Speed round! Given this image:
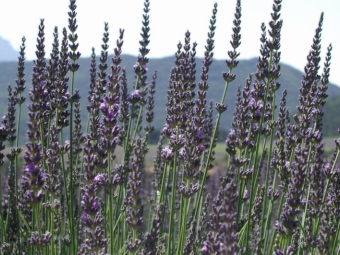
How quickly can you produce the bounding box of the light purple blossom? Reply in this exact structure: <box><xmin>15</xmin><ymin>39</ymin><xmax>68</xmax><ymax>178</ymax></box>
<box><xmin>162</xmin><ymin>146</ymin><xmax>174</xmax><ymax>161</ymax></box>
<box><xmin>131</xmin><ymin>90</ymin><xmax>140</xmax><ymax>97</ymax></box>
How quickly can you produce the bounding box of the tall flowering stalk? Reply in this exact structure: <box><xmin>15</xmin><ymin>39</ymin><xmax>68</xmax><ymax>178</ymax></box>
<box><xmin>67</xmin><ymin>0</ymin><xmax>81</xmax><ymax>253</ymax></box>
<box><xmin>97</xmin><ymin>28</ymin><xmax>124</xmax><ymax>253</ymax></box>
<box><xmin>19</xmin><ymin>18</ymin><xmax>53</xmax><ymax>254</ymax></box>
<box><xmin>0</xmin><ymin>37</ymin><xmax>26</xmax><ymax>253</ymax></box>
<box><xmin>193</xmin><ymin>0</ymin><xmax>241</xmax><ymax>232</ymax></box>
<box><xmin>0</xmin><ymin>122</ymin><xmax>8</xmax><ymax>250</ymax></box>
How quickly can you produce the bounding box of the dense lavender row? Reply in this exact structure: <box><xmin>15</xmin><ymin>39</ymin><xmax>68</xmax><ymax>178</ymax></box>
<box><xmin>0</xmin><ymin>0</ymin><xmax>339</xmax><ymax>254</ymax></box>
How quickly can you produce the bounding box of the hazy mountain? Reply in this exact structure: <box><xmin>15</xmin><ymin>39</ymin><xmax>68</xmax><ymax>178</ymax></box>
<box><xmin>0</xmin><ymin>36</ymin><xmax>18</xmax><ymax>62</ymax></box>
<box><xmin>0</xmin><ymin>55</ymin><xmax>340</xmax><ymax>142</ymax></box>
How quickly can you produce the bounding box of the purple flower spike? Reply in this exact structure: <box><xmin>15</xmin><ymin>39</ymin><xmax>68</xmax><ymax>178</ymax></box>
<box><xmin>25</xmin><ymin>162</ymin><xmax>39</xmax><ymax>175</ymax></box>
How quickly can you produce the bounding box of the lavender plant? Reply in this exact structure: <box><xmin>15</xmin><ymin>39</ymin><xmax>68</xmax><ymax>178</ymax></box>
<box><xmin>0</xmin><ymin>0</ymin><xmax>339</xmax><ymax>254</ymax></box>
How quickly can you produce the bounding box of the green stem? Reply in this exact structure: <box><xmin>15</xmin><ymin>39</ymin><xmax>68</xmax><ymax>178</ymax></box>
<box><xmin>167</xmin><ymin>146</ymin><xmax>179</xmax><ymax>254</ymax></box>
<box><xmin>317</xmin><ymin>149</ymin><xmax>339</xmax><ymax>230</ymax></box>
<box><xmin>244</xmin><ymin>50</ymin><xmax>273</xmax><ymax>253</ymax></box>
<box><xmin>60</xmin><ymin>129</ymin><xmax>70</xmax><ymax>252</ymax></box>
<box><xmin>193</xmin><ymin>78</ymin><xmax>232</xmax><ymax>222</ymax></box>
<box><xmin>331</xmin><ymin>222</ymin><xmax>340</xmax><ymax>255</ymax></box>
<box><xmin>176</xmin><ymin>179</ymin><xmax>191</xmax><ymax>254</ymax></box>
<box><xmin>0</xmin><ymin>165</ymin><xmax>3</xmax><ymax>246</ymax></box>
<box><xmin>108</xmin><ymin>152</ymin><xmax>115</xmax><ymax>254</ymax></box>
<box><xmin>261</xmin><ymin>94</ymin><xmax>276</xmax><ymax>251</ymax></box>
<box><xmin>69</xmin><ymin>63</ymin><xmax>76</xmax><ymax>255</ymax></box>
<box><xmin>15</xmin><ymin>101</ymin><xmax>23</xmax><ymax>254</ymax></box>
<box><xmin>132</xmin><ymin>104</ymin><xmax>144</xmax><ymax>141</ymax></box>
<box><xmin>268</xmin><ymin>194</ymin><xmax>285</xmax><ymax>254</ymax></box>
<box><xmin>50</xmin><ymin>194</ymin><xmax>55</xmax><ymax>255</ymax></box>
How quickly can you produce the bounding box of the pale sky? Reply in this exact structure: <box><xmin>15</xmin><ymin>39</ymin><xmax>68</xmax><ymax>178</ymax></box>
<box><xmin>0</xmin><ymin>0</ymin><xmax>339</xmax><ymax>85</ymax></box>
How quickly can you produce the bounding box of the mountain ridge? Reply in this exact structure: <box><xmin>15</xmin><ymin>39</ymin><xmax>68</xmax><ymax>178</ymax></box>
<box><xmin>0</xmin><ymin>54</ymin><xmax>339</xmax><ymax>141</ymax></box>
<box><xmin>0</xmin><ymin>36</ymin><xmax>18</xmax><ymax>62</ymax></box>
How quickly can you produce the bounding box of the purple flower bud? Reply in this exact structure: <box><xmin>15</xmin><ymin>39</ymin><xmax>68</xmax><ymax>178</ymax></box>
<box><xmin>162</xmin><ymin>124</ymin><xmax>169</xmax><ymax>133</ymax></box>
<box><xmin>249</xmin><ymin>97</ymin><xmax>255</xmax><ymax>106</ymax></box>
<box><xmin>170</xmin><ymin>133</ymin><xmax>185</xmax><ymax>143</ymax></box>
<box><xmin>285</xmin><ymin>161</ymin><xmax>290</xmax><ymax>168</ymax></box>
<box><xmin>40</xmin><ymin>80</ymin><xmax>46</xmax><ymax>89</ymax></box>
<box><xmin>197</xmin><ymin>128</ymin><xmax>204</xmax><ymax>140</ymax></box>
<box><xmin>94</xmin><ymin>173</ymin><xmax>106</xmax><ymax>186</ymax></box>
<box><xmin>161</xmin><ymin>146</ymin><xmax>174</xmax><ymax>161</ymax></box>
<box><xmin>201</xmin><ymin>241</ymin><xmax>209</xmax><ymax>253</ymax></box>
<box><xmin>129</xmin><ymin>90</ymin><xmax>141</xmax><ymax>103</ymax></box>
<box><xmin>99</xmin><ymin>101</ymin><xmax>107</xmax><ymax>111</ymax></box>
<box><xmin>179</xmin><ymin>147</ymin><xmax>186</xmax><ymax>159</ymax></box>
<box><xmin>197</xmin><ymin>143</ymin><xmax>204</xmax><ymax>151</ymax></box>
<box><xmin>92</xmin><ymin>199</ymin><xmax>100</xmax><ymax>211</ymax></box>
<box><xmin>275</xmin><ymin>249</ymin><xmax>284</xmax><ymax>255</ymax></box>
<box><xmin>131</xmin><ymin>90</ymin><xmax>140</xmax><ymax>97</ymax></box>
<box><xmin>81</xmin><ymin>213</ymin><xmax>89</xmax><ymax>224</ymax></box>
<box><xmin>133</xmin><ymin>62</ymin><xmax>148</xmax><ymax>76</ymax></box>
<box><xmin>133</xmin><ymin>62</ymin><xmax>139</xmax><ymax>70</ymax></box>
<box><xmin>25</xmin><ymin>162</ymin><xmax>39</xmax><ymax>175</ymax></box>
<box><xmin>324</xmin><ymin>163</ymin><xmax>331</xmax><ymax>176</ymax></box>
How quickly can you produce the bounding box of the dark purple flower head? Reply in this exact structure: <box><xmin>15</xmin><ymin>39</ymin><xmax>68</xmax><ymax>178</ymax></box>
<box><xmin>94</xmin><ymin>173</ymin><xmax>105</xmax><ymax>183</ymax></box>
<box><xmin>305</xmin><ymin>127</ymin><xmax>313</xmax><ymax>138</ymax></box>
<box><xmin>92</xmin><ymin>199</ymin><xmax>100</xmax><ymax>211</ymax></box>
<box><xmin>129</xmin><ymin>89</ymin><xmax>141</xmax><ymax>103</ymax></box>
<box><xmin>179</xmin><ymin>147</ymin><xmax>186</xmax><ymax>159</ymax></box>
<box><xmin>39</xmin><ymin>80</ymin><xmax>46</xmax><ymax>90</ymax></box>
<box><xmin>133</xmin><ymin>62</ymin><xmax>148</xmax><ymax>76</ymax></box>
<box><xmin>162</xmin><ymin>124</ymin><xmax>172</xmax><ymax>137</ymax></box>
<box><xmin>81</xmin><ymin>213</ymin><xmax>91</xmax><ymax>225</ymax></box>
<box><xmin>169</xmin><ymin>133</ymin><xmax>186</xmax><ymax>149</ymax></box>
<box><xmin>107</xmin><ymin>105</ymin><xmax>119</xmax><ymax>120</ymax></box>
<box><xmin>170</xmin><ymin>133</ymin><xmax>185</xmax><ymax>143</ymax></box>
<box><xmin>275</xmin><ymin>249</ymin><xmax>284</xmax><ymax>255</ymax></box>
<box><xmin>94</xmin><ymin>173</ymin><xmax>106</xmax><ymax>187</ymax></box>
<box><xmin>25</xmin><ymin>162</ymin><xmax>40</xmax><ymax>176</ymax></box>
<box><xmin>324</xmin><ymin>163</ymin><xmax>331</xmax><ymax>176</ymax></box>
<box><xmin>197</xmin><ymin>128</ymin><xmax>204</xmax><ymax>140</ymax></box>
<box><xmin>0</xmin><ymin>125</ymin><xmax>8</xmax><ymax>141</ymax></box>
<box><xmin>197</xmin><ymin>143</ymin><xmax>204</xmax><ymax>151</ymax></box>
<box><xmin>312</xmin><ymin>129</ymin><xmax>322</xmax><ymax>143</ymax></box>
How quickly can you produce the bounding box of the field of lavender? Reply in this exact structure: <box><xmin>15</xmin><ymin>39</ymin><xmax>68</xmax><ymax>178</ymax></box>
<box><xmin>1</xmin><ymin>0</ymin><xmax>339</xmax><ymax>254</ymax></box>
